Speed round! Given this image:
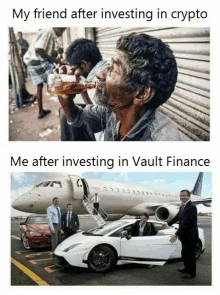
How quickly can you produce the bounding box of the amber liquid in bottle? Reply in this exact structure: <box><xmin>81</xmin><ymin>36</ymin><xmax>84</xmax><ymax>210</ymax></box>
<box><xmin>47</xmin><ymin>74</ymin><xmax>101</xmax><ymax>95</ymax></box>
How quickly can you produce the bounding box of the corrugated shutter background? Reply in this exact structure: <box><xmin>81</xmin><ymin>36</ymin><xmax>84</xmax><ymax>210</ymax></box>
<box><xmin>95</xmin><ymin>27</ymin><xmax>210</xmax><ymax>141</ymax></box>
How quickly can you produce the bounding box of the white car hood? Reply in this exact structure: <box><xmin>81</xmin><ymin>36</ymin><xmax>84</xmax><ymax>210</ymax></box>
<box><xmin>57</xmin><ymin>232</ymin><xmax>101</xmax><ymax>251</ymax></box>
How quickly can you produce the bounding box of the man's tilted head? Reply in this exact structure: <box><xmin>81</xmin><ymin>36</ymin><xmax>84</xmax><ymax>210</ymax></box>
<box><xmin>116</xmin><ymin>33</ymin><xmax>178</xmax><ymax>109</ymax></box>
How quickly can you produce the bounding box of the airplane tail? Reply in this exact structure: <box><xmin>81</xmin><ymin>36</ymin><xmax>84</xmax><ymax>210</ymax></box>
<box><xmin>191</xmin><ymin>172</ymin><xmax>203</xmax><ymax>196</ymax></box>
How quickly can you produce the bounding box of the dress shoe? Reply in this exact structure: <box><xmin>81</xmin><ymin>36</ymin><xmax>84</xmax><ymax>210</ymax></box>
<box><xmin>177</xmin><ymin>268</ymin><xmax>188</xmax><ymax>273</ymax></box>
<box><xmin>181</xmin><ymin>274</ymin><xmax>196</xmax><ymax>279</ymax></box>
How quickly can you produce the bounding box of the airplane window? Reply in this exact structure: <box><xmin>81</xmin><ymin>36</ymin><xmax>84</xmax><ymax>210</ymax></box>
<box><xmin>50</xmin><ymin>181</ymin><xmax>62</xmax><ymax>188</ymax></box>
<box><xmin>116</xmin><ymin>188</ymin><xmax>119</xmax><ymax>192</ymax></box>
<box><xmin>142</xmin><ymin>191</ymin><xmax>144</xmax><ymax>195</ymax></box>
<box><xmin>35</xmin><ymin>182</ymin><xmax>43</xmax><ymax>187</ymax></box>
<box><xmin>132</xmin><ymin>190</ymin><xmax>135</xmax><ymax>194</ymax></box>
<box><xmin>36</xmin><ymin>181</ymin><xmax>51</xmax><ymax>187</ymax></box>
<box><xmin>146</xmin><ymin>192</ymin><xmax>148</xmax><ymax>195</ymax></box>
<box><xmin>103</xmin><ymin>187</ymin><xmax>107</xmax><ymax>191</ymax></box>
<box><xmin>42</xmin><ymin>181</ymin><xmax>51</xmax><ymax>187</ymax></box>
<box><xmin>122</xmin><ymin>189</ymin><xmax>125</xmax><ymax>193</ymax></box>
<box><xmin>110</xmin><ymin>187</ymin><xmax>113</xmax><ymax>192</ymax></box>
<box><xmin>127</xmin><ymin>190</ymin><xmax>130</xmax><ymax>193</ymax></box>
<box><xmin>137</xmin><ymin>191</ymin><xmax>140</xmax><ymax>194</ymax></box>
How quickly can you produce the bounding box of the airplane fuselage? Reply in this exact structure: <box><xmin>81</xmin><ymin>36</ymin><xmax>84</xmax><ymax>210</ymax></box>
<box><xmin>12</xmin><ymin>175</ymin><xmax>202</xmax><ymax>216</ymax></box>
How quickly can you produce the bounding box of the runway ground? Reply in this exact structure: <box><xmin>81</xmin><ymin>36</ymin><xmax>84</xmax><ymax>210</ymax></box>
<box><xmin>11</xmin><ymin>216</ymin><xmax>211</xmax><ymax>286</ymax></box>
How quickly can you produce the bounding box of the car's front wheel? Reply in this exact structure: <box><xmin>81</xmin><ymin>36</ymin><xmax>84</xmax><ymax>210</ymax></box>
<box><xmin>195</xmin><ymin>240</ymin><xmax>202</xmax><ymax>260</ymax></box>
<box><xmin>22</xmin><ymin>234</ymin><xmax>31</xmax><ymax>250</ymax></box>
<box><xmin>88</xmin><ymin>245</ymin><xmax>116</xmax><ymax>272</ymax></box>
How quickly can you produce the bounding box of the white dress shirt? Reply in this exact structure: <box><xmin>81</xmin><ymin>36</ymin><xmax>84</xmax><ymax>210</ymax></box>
<box><xmin>46</xmin><ymin>204</ymin><xmax>61</xmax><ymax>230</ymax></box>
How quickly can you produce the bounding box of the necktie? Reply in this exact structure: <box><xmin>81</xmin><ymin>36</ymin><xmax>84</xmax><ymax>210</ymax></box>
<box><xmin>68</xmin><ymin>213</ymin><xmax>71</xmax><ymax>228</ymax></box>
<box><xmin>56</xmin><ymin>207</ymin><xmax>61</xmax><ymax>224</ymax></box>
<box><xmin>179</xmin><ymin>203</ymin><xmax>185</xmax><ymax>217</ymax></box>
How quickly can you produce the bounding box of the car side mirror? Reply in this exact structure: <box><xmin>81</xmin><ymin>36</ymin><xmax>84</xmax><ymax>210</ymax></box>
<box><xmin>121</xmin><ymin>230</ymin><xmax>132</xmax><ymax>240</ymax></box>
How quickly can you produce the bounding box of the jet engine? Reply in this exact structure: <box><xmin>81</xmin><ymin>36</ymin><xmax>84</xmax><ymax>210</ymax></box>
<box><xmin>155</xmin><ymin>205</ymin><xmax>179</xmax><ymax>222</ymax></box>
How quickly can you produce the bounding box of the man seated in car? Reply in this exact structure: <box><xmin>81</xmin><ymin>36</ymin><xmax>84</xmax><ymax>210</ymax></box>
<box><xmin>57</xmin><ymin>33</ymin><xmax>181</xmax><ymax>141</ymax></box>
<box><xmin>132</xmin><ymin>213</ymin><xmax>156</xmax><ymax>236</ymax></box>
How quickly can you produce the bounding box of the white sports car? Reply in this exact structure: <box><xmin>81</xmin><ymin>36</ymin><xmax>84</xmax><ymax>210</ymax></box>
<box><xmin>54</xmin><ymin>219</ymin><xmax>205</xmax><ymax>272</ymax></box>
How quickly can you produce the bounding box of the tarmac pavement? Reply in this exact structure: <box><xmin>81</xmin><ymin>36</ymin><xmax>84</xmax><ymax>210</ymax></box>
<box><xmin>11</xmin><ymin>216</ymin><xmax>212</xmax><ymax>286</ymax></box>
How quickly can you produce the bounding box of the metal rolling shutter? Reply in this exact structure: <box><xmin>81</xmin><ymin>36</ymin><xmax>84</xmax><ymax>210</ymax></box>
<box><xmin>95</xmin><ymin>27</ymin><xmax>210</xmax><ymax>141</ymax></box>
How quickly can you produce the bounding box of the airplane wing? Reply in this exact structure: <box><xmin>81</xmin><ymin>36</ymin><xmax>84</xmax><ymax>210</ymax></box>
<box><xmin>192</xmin><ymin>197</ymin><xmax>212</xmax><ymax>207</ymax></box>
<box><xmin>128</xmin><ymin>197</ymin><xmax>212</xmax><ymax>215</ymax></box>
<box><xmin>128</xmin><ymin>202</ymin><xmax>166</xmax><ymax>215</ymax></box>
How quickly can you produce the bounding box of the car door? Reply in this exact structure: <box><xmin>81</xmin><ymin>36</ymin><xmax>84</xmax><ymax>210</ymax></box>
<box><xmin>120</xmin><ymin>235</ymin><xmax>177</xmax><ymax>266</ymax></box>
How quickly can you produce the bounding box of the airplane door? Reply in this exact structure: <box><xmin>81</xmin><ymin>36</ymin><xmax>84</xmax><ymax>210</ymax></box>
<box><xmin>69</xmin><ymin>175</ymin><xmax>86</xmax><ymax>200</ymax></box>
<box><xmin>120</xmin><ymin>236</ymin><xmax>177</xmax><ymax>266</ymax></box>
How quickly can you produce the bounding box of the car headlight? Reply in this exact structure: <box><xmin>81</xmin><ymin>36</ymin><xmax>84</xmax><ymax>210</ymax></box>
<box><xmin>63</xmin><ymin>243</ymin><xmax>81</xmax><ymax>252</ymax></box>
<box><xmin>29</xmin><ymin>231</ymin><xmax>42</xmax><ymax>237</ymax></box>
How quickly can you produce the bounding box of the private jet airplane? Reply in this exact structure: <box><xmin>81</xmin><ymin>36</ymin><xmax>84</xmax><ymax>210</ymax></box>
<box><xmin>12</xmin><ymin>173</ymin><xmax>211</xmax><ymax>223</ymax></box>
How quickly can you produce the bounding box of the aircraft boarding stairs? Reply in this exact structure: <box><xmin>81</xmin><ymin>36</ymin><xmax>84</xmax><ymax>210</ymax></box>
<box><xmin>82</xmin><ymin>195</ymin><xmax>108</xmax><ymax>226</ymax></box>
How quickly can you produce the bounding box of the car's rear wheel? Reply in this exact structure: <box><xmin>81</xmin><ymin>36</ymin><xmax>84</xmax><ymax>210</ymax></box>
<box><xmin>195</xmin><ymin>240</ymin><xmax>202</xmax><ymax>260</ymax></box>
<box><xmin>88</xmin><ymin>245</ymin><xmax>116</xmax><ymax>272</ymax></box>
<box><xmin>22</xmin><ymin>234</ymin><xmax>31</xmax><ymax>250</ymax></box>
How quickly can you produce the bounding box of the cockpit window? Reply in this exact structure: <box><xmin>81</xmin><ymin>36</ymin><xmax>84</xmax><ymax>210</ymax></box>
<box><xmin>50</xmin><ymin>181</ymin><xmax>62</xmax><ymax>188</ymax></box>
<box><xmin>35</xmin><ymin>182</ymin><xmax>51</xmax><ymax>187</ymax></box>
<box><xmin>41</xmin><ymin>181</ymin><xmax>51</xmax><ymax>187</ymax></box>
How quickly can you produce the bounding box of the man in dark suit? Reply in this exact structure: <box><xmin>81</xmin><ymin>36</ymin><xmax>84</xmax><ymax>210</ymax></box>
<box><xmin>61</xmin><ymin>204</ymin><xmax>80</xmax><ymax>238</ymax></box>
<box><xmin>168</xmin><ymin>189</ymin><xmax>198</xmax><ymax>279</ymax></box>
<box><xmin>132</xmin><ymin>213</ymin><xmax>154</xmax><ymax>236</ymax></box>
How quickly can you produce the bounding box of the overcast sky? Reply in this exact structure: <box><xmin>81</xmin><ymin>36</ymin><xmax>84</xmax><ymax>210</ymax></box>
<box><xmin>11</xmin><ymin>172</ymin><xmax>212</xmax><ymax>216</ymax></box>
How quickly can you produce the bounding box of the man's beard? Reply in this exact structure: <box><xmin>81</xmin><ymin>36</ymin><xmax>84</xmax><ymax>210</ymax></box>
<box><xmin>94</xmin><ymin>85</ymin><xmax>108</xmax><ymax>105</ymax></box>
<box><xmin>94</xmin><ymin>85</ymin><xmax>133</xmax><ymax>109</ymax></box>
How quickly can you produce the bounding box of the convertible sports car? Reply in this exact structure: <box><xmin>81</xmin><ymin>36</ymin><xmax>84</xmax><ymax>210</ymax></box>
<box><xmin>54</xmin><ymin>219</ymin><xmax>205</xmax><ymax>272</ymax></box>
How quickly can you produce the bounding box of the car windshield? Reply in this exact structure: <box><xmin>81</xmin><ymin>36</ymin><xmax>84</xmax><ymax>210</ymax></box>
<box><xmin>29</xmin><ymin>217</ymin><xmax>47</xmax><ymax>224</ymax></box>
<box><xmin>84</xmin><ymin>220</ymin><xmax>131</xmax><ymax>236</ymax></box>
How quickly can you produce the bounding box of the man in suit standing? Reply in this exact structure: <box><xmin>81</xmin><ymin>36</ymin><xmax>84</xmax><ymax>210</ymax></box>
<box><xmin>93</xmin><ymin>193</ymin><xmax>100</xmax><ymax>215</ymax></box>
<box><xmin>46</xmin><ymin>197</ymin><xmax>62</xmax><ymax>253</ymax></box>
<box><xmin>169</xmin><ymin>190</ymin><xmax>198</xmax><ymax>279</ymax></box>
<box><xmin>61</xmin><ymin>204</ymin><xmax>80</xmax><ymax>238</ymax></box>
<box><xmin>132</xmin><ymin>213</ymin><xmax>154</xmax><ymax>236</ymax></box>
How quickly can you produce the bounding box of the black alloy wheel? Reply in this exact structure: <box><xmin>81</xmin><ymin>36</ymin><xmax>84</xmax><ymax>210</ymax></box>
<box><xmin>88</xmin><ymin>245</ymin><xmax>116</xmax><ymax>272</ymax></box>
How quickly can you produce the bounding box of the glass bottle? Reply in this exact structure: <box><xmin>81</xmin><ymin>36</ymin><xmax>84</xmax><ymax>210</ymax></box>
<box><xmin>47</xmin><ymin>74</ymin><xmax>101</xmax><ymax>95</ymax></box>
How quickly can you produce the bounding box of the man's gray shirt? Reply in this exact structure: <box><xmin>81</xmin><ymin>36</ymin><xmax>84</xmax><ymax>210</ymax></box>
<box><xmin>68</xmin><ymin>104</ymin><xmax>181</xmax><ymax>141</ymax></box>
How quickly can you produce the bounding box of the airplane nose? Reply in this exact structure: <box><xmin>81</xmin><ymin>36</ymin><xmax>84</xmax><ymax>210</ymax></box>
<box><xmin>12</xmin><ymin>193</ymin><xmax>34</xmax><ymax>212</ymax></box>
<box><xmin>12</xmin><ymin>198</ymin><xmax>24</xmax><ymax>211</ymax></box>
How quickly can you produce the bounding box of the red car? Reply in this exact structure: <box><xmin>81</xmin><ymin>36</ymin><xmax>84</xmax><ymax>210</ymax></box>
<box><xmin>20</xmin><ymin>215</ymin><xmax>53</xmax><ymax>249</ymax></box>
